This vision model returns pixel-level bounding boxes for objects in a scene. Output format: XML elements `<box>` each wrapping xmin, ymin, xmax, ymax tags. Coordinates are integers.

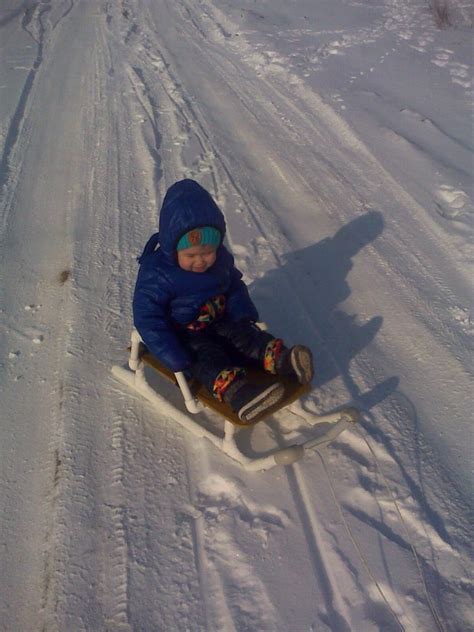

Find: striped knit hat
<box><xmin>176</xmin><ymin>226</ymin><xmax>221</xmax><ymax>251</ymax></box>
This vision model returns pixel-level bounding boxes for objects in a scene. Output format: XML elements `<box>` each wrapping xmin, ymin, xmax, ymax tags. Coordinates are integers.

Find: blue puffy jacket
<box><xmin>133</xmin><ymin>180</ymin><xmax>259</xmax><ymax>371</ymax></box>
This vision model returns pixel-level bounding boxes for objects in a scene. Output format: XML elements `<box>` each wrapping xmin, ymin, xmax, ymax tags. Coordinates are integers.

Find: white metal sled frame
<box><xmin>111</xmin><ymin>330</ymin><xmax>358</xmax><ymax>471</ymax></box>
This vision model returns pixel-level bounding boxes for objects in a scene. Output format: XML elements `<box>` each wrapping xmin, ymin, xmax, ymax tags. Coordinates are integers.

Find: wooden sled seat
<box><xmin>141</xmin><ymin>351</ymin><xmax>311</xmax><ymax>426</ymax></box>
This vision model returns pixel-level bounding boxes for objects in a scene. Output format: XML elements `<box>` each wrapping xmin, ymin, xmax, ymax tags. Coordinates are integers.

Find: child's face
<box><xmin>177</xmin><ymin>244</ymin><xmax>217</xmax><ymax>273</ymax></box>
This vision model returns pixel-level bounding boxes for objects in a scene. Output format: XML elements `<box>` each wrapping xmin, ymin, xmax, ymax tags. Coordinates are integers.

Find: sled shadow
<box><xmin>248</xmin><ymin>210</ymin><xmax>398</xmax><ymax>410</ymax></box>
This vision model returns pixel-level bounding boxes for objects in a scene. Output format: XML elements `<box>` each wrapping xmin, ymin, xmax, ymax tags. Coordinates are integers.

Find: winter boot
<box><xmin>277</xmin><ymin>345</ymin><xmax>314</xmax><ymax>385</ymax></box>
<box><xmin>224</xmin><ymin>378</ymin><xmax>285</xmax><ymax>423</ymax></box>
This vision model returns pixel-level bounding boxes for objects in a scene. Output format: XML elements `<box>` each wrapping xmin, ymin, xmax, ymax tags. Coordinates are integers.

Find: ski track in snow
<box><xmin>0</xmin><ymin>0</ymin><xmax>472</xmax><ymax>631</ymax></box>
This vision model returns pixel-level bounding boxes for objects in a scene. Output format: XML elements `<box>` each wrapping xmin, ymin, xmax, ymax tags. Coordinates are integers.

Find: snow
<box><xmin>0</xmin><ymin>0</ymin><xmax>472</xmax><ymax>630</ymax></box>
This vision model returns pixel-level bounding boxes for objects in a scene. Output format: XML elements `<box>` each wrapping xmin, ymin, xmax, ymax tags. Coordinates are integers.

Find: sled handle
<box><xmin>175</xmin><ymin>372</ymin><xmax>201</xmax><ymax>414</ymax></box>
<box><xmin>130</xmin><ymin>329</ymin><xmax>200</xmax><ymax>414</ymax></box>
<box><xmin>129</xmin><ymin>329</ymin><xmax>143</xmax><ymax>371</ymax></box>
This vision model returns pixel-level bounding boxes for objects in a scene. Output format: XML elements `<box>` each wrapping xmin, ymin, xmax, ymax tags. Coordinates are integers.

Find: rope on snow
<box><xmin>316</xmin><ymin>449</ymin><xmax>406</xmax><ymax>632</ymax></box>
<box><xmin>316</xmin><ymin>424</ymin><xmax>446</xmax><ymax>632</ymax></box>
<box><xmin>354</xmin><ymin>426</ymin><xmax>446</xmax><ymax>632</ymax></box>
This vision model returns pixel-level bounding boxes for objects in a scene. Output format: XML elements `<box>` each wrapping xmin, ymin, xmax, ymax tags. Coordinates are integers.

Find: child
<box><xmin>133</xmin><ymin>179</ymin><xmax>313</xmax><ymax>423</ymax></box>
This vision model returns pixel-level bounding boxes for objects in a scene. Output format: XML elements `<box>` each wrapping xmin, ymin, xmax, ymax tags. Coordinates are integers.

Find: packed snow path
<box><xmin>0</xmin><ymin>1</ymin><xmax>472</xmax><ymax>630</ymax></box>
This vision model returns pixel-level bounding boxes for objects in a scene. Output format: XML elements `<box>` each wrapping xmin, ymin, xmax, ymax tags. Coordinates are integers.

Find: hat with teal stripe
<box><xmin>176</xmin><ymin>226</ymin><xmax>221</xmax><ymax>251</ymax></box>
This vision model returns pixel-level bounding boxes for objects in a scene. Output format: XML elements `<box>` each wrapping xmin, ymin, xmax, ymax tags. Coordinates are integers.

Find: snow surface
<box><xmin>0</xmin><ymin>1</ymin><xmax>472</xmax><ymax>630</ymax></box>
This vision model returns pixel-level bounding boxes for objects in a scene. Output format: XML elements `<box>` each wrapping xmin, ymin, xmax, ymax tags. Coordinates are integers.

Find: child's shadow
<box><xmin>248</xmin><ymin>210</ymin><xmax>398</xmax><ymax>410</ymax></box>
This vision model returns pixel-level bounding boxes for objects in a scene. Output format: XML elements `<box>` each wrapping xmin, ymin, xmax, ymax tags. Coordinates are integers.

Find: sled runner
<box><xmin>112</xmin><ymin>330</ymin><xmax>358</xmax><ymax>471</ymax></box>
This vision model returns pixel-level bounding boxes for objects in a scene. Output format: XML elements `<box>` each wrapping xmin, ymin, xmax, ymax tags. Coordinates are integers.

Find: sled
<box><xmin>112</xmin><ymin>329</ymin><xmax>358</xmax><ymax>471</ymax></box>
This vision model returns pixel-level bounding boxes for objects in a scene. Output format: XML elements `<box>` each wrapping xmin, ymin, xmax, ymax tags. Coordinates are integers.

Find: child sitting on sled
<box><xmin>133</xmin><ymin>179</ymin><xmax>313</xmax><ymax>423</ymax></box>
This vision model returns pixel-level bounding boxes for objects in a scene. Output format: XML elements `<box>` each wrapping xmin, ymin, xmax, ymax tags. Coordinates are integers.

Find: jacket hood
<box><xmin>157</xmin><ymin>180</ymin><xmax>226</xmax><ymax>261</ymax></box>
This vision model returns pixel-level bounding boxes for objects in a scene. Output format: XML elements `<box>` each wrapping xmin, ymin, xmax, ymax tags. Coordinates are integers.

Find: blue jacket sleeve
<box><xmin>225</xmin><ymin>265</ymin><xmax>259</xmax><ymax>323</ymax></box>
<box><xmin>133</xmin><ymin>266</ymin><xmax>192</xmax><ymax>372</ymax></box>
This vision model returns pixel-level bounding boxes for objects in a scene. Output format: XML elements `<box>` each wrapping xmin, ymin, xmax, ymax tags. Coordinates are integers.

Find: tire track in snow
<box><xmin>0</xmin><ymin>1</ymin><xmax>79</xmax><ymax>211</ymax></box>
<box><xmin>103</xmin><ymin>417</ymin><xmax>133</xmax><ymax>631</ymax></box>
<box><xmin>122</xmin><ymin>11</ymin><xmax>290</xmax><ymax>261</ymax></box>
<box><xmin>0</xmin><ymin>3</ymin><xmax>113</xmax><ymax>628</ymax></box>
<box><xmin>0</xmin><ymin>2</ymin><xmax>50</xmax><ymax>197</ymax></box>
<box><xmin>72</xmin><ymin>25</ymin><xmax>132</xmax><ymax>630</ymax></box>
<box><xmin>50</xmin><ymin>0</ymin><xmax>76</xmax><ymax>31</ymax></box>
<box><xmin>37</xmin><ymin>14</ymin><xmax>136</xmax><ymax>628</ymax></box>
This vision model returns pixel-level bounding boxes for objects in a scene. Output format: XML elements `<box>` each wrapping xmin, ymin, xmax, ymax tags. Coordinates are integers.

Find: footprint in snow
<box><xmin>195</xmin><ymin>474</ymin><xmax>289</xmax><ymax>543</ymax></box>
<box><xmin>435</xmin><ymin>186</ymin><xmax>472</xmax><ymax>224</ymax></box>
<box><xmin>187</xmin><ymin>474</ymin><xmax>285</xmax><ymax>630</ymax></box>
<box><xmin>24</xmin><ymin>304</ymin><xmax>41</xmax><ymax>313</ymax></box>
<box><xmin>432</xmin><ymin>49</ymin><xmax>472</xmax><ymax>90</ymax></box>
<box><xmin>450</xmin><ymin>306</ymin><xmax>474</xmax><ymax>337</ymax></box>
